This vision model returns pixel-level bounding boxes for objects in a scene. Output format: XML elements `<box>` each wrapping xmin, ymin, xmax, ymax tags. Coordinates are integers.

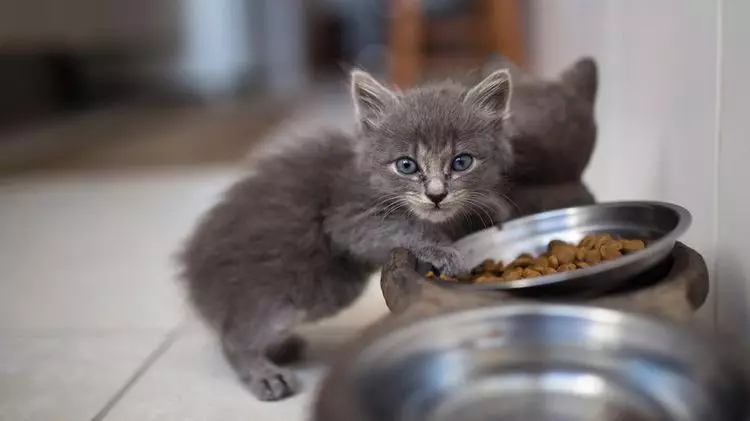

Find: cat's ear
<box><xmin>561</xmin><ymin>57</ymin><xmax>598</xmax><ymax>103</ymax></box>
<box><xmin>350</xmin><ymin>70</ymin><xmax>399</xmax><ymax>131</ymax></box>
<box><xmin>464</xmin><ymin>69</ymin><xmax>512</xmax><ymax>117</ymax></box>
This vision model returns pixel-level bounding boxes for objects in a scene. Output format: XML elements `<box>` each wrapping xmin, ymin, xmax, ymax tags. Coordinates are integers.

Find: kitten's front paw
<box><xmin>416</xmin><ymin>245</ymin><xmax>466</xmax><ymax>276</ymax></box>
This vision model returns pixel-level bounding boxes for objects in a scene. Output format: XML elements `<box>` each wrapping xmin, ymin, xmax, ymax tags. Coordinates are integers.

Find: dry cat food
<box><xmin>426</xmin><ymin>233</ymin><xmax>646</xmax><ymax>284</ymax></box>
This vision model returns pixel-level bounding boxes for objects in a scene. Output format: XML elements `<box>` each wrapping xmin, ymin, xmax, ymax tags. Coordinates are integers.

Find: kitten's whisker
<box><xmin>382</xmin><ymin>203</ymin><xmax>408</xmax><ymax>221</ymax></box>
<box><xmin>486</xmin><ymin>193</ymin><xmax>518</xmax><ymax>217</ymax></box>
<box><xmin>455</xmin><ymin>207</ymin><xmax>473</xmax><ymax>237</ymax></box>
<box><xmin>468</xmin><ymin>190</ymin><xmax>514</xmax><ymax>223</ymax></box>
<box><xmin>372</xmin><ymin>195</ymin><xmax>401</xmax><ymax>209</ymax></box>
<box><xmin>496</xmin><ymin>193</ymin><xmax>520</xmax><ymax>217</ymax></box>
<box><xmin>379</xmin><ymin>198</ymin><xmax>402</xmax><ymax>212</ymax></box>
<box><xmin>379</xmin><ymin>204</ymin><xmax>401</xmax><ymax>221</ymax></box>
<box><xmin>471</xmin><ymin>198</ymin><xmax>504</xmax><ymax>228</ymax></box>
<box><xmin>378</xmin><ymin>196</ymin><xmax>410</xmax><ymax>221</ymax></box>
<box><xmin>462</xmin><ymin>197</ymin><xmax>493</xmax><ymax>228</ymax></box>
<box><xmin>473</xmin><ymin>188</ymin><xmax>520</xmax><ymax>217</ymax></box>
<box><xmin>464</xmin><ymin>196</ymin><xmax>495</xmax><ymax>221</ymax></box>
<box><xmin>371</xmin><ymin>195</ymin><xmax>406</xmax><ymax>219</ymax></box>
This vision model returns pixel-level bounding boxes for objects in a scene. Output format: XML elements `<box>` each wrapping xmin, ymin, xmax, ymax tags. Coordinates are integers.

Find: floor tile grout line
<box><xmin>89</xmin><ymin>323</ymin><xmax>186</xmax><ymax>421</ymax></box>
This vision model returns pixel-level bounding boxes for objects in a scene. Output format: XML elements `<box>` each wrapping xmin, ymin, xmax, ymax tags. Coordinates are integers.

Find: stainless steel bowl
<box><xmin>445</xmin><ymin>201</ymin><xmax>691</xmax><ymax>292</ymax></box>
<box><xmin>347</xmin><ymin>305</ymin><xmax>750</xmax><ymax>421</ymax></box>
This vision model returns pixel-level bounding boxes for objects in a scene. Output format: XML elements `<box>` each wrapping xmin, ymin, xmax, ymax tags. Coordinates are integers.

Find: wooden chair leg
<box><xmin>388</xmin><ymin>0</ymin><xmax>423</xmax><ymax>88</ymax></box>
<box><xmin>485</xmin><ymin>0</ymin><xmax>525</xmax><ymax>67</ymax></box>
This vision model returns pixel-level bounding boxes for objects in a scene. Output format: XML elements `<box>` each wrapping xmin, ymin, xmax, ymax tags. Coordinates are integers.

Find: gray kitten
<box><xmin>180</xmin><ymin>70</ymin><xmax>514</xmax><ymax>401</ymax></box>
<box><xmin>506</xmin><ymin>58</ymin><xmax>599</xmax><ymax>216</ymax></box>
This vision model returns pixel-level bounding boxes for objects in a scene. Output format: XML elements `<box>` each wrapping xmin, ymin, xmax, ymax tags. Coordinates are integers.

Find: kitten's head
<box><xmin>507</xmin><ymin>57</ymin><xmax>598</xmax><ymax>183</ymax></box>
<box><xmin>350</xmin><ymin>70</ymin><xmax>513</xmax><ymax>223</ymax></box>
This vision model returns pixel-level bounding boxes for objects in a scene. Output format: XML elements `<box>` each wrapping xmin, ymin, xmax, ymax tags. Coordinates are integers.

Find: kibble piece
<box><xmin>517</xmin><ymin>255</ymin><xmax>535</xmax><ymax>264</ymax></box>
<box><xmin>575</xmin><ymin>247</ymin><xmax>586</xmax><ymax>261</ymax></box>
<box><xmin>555</xmin><ymin>246</ymin><xmax>576</xmax><ymax>265</ymax></box>
<box><xmin>503</xmin><ymin>266</ymin><xmax>523</xmax><ymax>276</ymax></box>
<box><xmin>557</xmin><ymin>263</ymin><xmax>578</xmax><ymax>272</ymax></box>
<box><xmin>594</xmin><ymin>234</ymin><xmax>613</xmax><ymax>249</ymax></box>
<box><xmin>534</xmin><ymin>257</ymin><xmax>550</xmax><ymax>269</ymax></box>
<box><xmin>548</xmin><ymin>239</ymin><xmax>568</xmax><ymax>253</ymax></box>
<box><xmin>563</xmin><ymin>263</ymin><xmax>578</xmax><ymax>271</ymax></box>
<box><xmin>522</xmin><ymin>268</ymin><xmax>542</xmax><ymax>278</ymax></box>
<box><xmin>600</xmin><ymin>244</ymin><xmax>623</xmax><ymax>261</ymax></box>
<box><xmin>547</xmin><ymin>255</ymin><xmax>559</xmax><ymax>269</ymax></box>
<box><xmin>543</xmin><ymin>267</ymin><xmax>557</xmax><ymax>275</ymax></box>
<box><xmin>480</xmin><ymin>259</ymin><xmax>495</xmax><ymax>273</ymax></box>
<box><xmin>530</xmin><ymin>265</ymin><xmax>546</xmax><ymax>273</ymax></box>
<box><xmin>584</xmin><ymin>249</ymin><xmax>602</xmax><ymax>264</ymax></box>
<box><xmin>622</xmin><ymin>239</ymin><xmax>646</xmax><ymax>253</ymax></box>
<box><xmin>578</xmin><ymin>235</ymin><xmax>597</xmax><ymax>249</ymax></box>
<box><xmin>426</xmin><ymin>271</ymin><xmax>436</xmax><ymax>278</ymax></box>
<box><xmin>576</xmin><ymin>261</ymin><xmax>591</xmax><ymax>269</ymax></box>
<box><xmin>474</xmin><ymin>275</ymin><xmax>498</xmax><ymax>283</ymax></box>
<box><xmin>510</xmin><ymin>256</ymin><xmax>534</xmax><ymax>268</ymax></box>
<box><xmin>503</xmin><ymin>270</ymin><xmax>523</xmax><ymax>281</ymax></box>
<box><xmin>505</xmin><ymin>266</ymin><xmax>524</xmax><ymax>275</ymax></box>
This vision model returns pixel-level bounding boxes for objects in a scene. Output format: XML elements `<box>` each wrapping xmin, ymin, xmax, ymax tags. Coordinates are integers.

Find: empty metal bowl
<box><xmin>444</xmin><ymin>201</ymin><xmax>691</xmax><ymax>292</ymax></box>
<box><xmin>346</xmin><ymin>305</ymin><xmax>750</xmax><ymax>421</ymax></box>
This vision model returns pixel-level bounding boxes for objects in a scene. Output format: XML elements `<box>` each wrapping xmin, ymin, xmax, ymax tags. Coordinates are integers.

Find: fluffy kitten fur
<box><xmin>180</xmin><ymin>70</ymin><xmax>514</xmax><ymax>400</ymax></box>
<box><xmin>506</xmin><ymin>58</ymin><xmax>599</xmax><ymax>216</ymax></box>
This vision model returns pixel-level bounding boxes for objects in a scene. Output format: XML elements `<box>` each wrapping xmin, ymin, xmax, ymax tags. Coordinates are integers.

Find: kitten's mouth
<box><xmin>413</xmin><ymin>203</ymin><xmax>458</xmax><ymax>223</ymax></box>
<box><xmin>403</xmin><ymin>195</ymin><xmax>460</xmax><ymax>223</ymax></box>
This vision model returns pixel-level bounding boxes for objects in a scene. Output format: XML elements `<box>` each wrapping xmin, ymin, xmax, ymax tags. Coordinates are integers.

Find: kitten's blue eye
<box><xmin>451</xmin><ymin>154</ymin><xmax>474</xmax><ymax>172</ymax></box>
<box><xmin>395</xmin><ymin>157</ymin><xmax>419</xmax><ymax>175</ymax></box>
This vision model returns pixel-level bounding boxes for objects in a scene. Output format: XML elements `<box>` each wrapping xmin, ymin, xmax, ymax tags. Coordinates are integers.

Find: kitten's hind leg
<box><xmin>220</xmin><ymin>304</ymin><xmax>305</xmax><ymax>401</ymax></box>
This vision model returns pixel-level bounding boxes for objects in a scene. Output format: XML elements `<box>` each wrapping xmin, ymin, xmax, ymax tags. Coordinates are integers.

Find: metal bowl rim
<box><xmin>435</xmin><ymin>201</ymin><xmax>692</xmax><ymax>290</ymax></box>
<box><xmin>353</xmin><ymin>303</ymin><xmax>734</xmax><ymax>372</ymax></box>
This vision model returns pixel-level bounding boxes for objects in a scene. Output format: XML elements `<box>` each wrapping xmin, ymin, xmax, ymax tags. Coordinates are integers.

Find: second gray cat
<box><xmin>180</xmin><ymin>70</ymin><xmax>515</xmax><ymax>401</ymax></box>
<box><xmin>506</xmin><ymin>58</ymin><xmax>599</xmax><ymax>216</ymax></box>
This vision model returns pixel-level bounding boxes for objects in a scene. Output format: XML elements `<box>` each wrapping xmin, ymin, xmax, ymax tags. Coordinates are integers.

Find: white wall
<box><xmin>526</xmin><ymin>0</ymin><xmax>722</xmax><ymax>323</ymax></box>
<box><xmin>716</xmin><ymin>0</ymin><xmax>750</xmax><ymax>335</ymax></box>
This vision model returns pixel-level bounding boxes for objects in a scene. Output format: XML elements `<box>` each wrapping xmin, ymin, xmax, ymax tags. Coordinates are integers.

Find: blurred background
<box><xmin>0</xmin><ymin>0</ymin><xmax>528</xmax><ymax>173</ymax></box>
<box><xmin>0</xmin><ymin>1</ymin><xmax>748</xmax><ymax>419</ymax></box>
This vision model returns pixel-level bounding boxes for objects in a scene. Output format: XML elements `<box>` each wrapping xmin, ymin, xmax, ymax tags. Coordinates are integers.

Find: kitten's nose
<box><xmin>426</xmin><ymin>191</ymin><xmax>448</xmax><ymax>204</ymax></box>
<box><xmin>425</xmin><ymin>179</ymin><xmax>447</xmax><ymax>204</ymax></box>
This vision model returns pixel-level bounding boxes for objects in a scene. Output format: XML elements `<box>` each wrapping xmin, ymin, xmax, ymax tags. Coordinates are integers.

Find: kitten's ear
<box><xmin>464</xmin><ymin>69</ymin><xmax>512</xmax><ymax>117</ymax></box>
<box><xmin>350</xmin><ymin>70</ymin><xmax>399</xmax><ymax>131</ymax></box>
<box><xmin>561</xmin><ymin>57</ymin><xmax>598</xmax><ymax>103</ymax></box>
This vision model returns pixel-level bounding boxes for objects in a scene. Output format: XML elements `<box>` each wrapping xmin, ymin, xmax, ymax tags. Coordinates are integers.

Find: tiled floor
<box><xmin>0</xmin><ymin>167</ymin><xmax>390</xmax><ymax>421</ymax></box>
